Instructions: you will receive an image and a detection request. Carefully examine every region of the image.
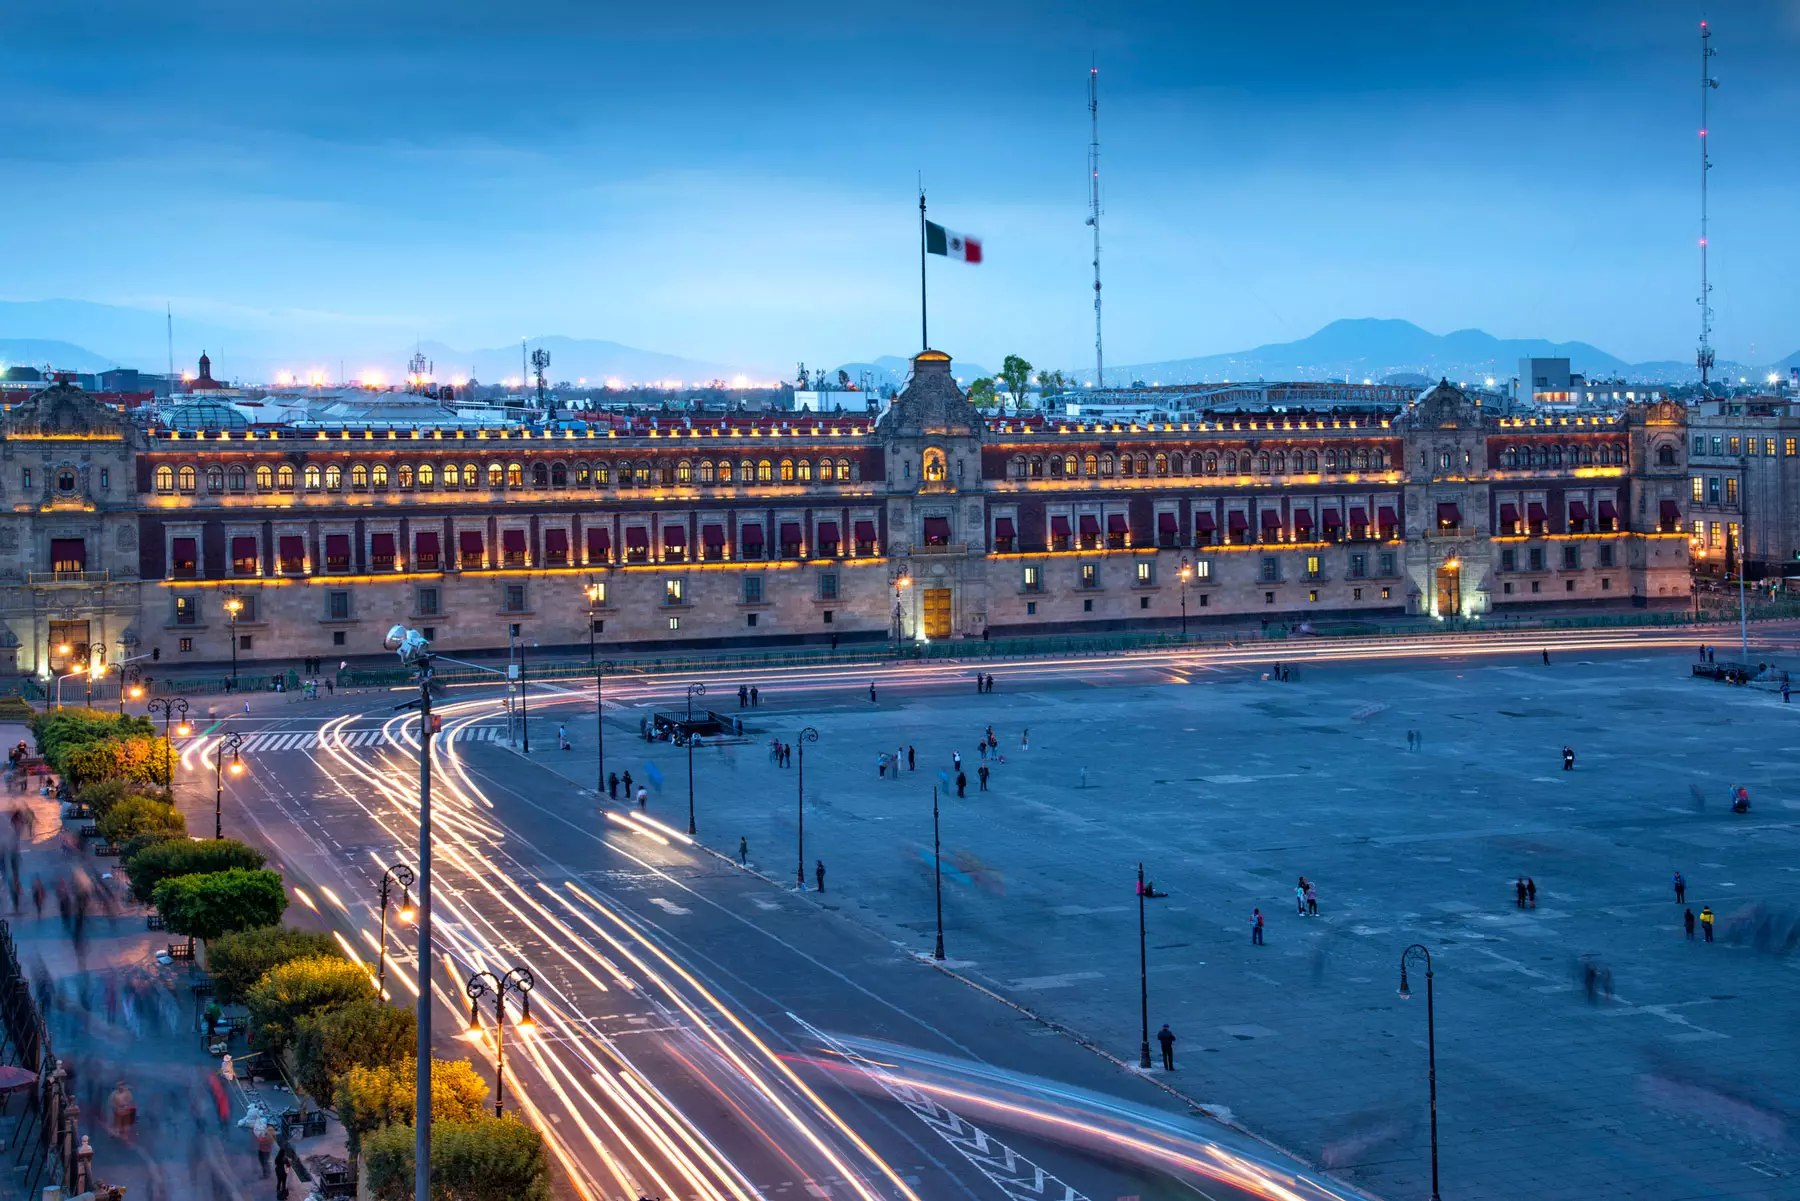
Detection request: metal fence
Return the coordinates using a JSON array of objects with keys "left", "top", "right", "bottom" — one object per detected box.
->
[{"left": 0, "top": 919, "right": 94, "bottom": 1198}]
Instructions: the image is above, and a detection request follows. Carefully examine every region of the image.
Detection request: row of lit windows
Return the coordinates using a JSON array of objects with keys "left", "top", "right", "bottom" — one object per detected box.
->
[
  {"left": 1496, "top": 444, "right": 1627, "bottom": 469},
  {"left": 1007, "top": 448, "right": 1391, "bottom": 479},
  {"left": 151, "top": 457, "right": 862, "bottom": 495},
  {"left": 1693, "top": 476, "right": 1739, "bottom": 505},
  {"left": 1694, "top": 435, "right": 1798, "bottom": 458}
]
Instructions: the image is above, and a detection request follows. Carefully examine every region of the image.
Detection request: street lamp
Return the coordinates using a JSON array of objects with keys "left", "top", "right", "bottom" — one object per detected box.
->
[
  {"left": 147, "top": 697, "right": 189, "bottom": 795},
  {"left": 213, "top": 730, "right": 245, "bottom": 840},
  {"left": 54, "top": 667, "right": 86, "bottom": 711},
  {"left": 585, "top": 581, "right": 602, "bottom": 665},
  {"left": 223, "top": 594, "right": 244, "bottom": 692},
  {"left": 931, "top": 785, "right": 945, "bottom": 960},
  {"left": 375, "top": 862, "right": 416, "bottom": 999},
  {"left": 797, "top": 727, "right": 818, "bottom": 889},
  {"left": 1135, "top": 862, "right": 1165, "bottom": 1069},
  {"left": 1178, "top": 558, "right": 1191, "bottom": 638},
  {"left": 1398, "top": 943, "right": 1442, "bottom": 1201},
  {"left": 385, "top": 622, "right": 436, "bottom": 1201},
  {"left": 890, "top": 569, "right": 911, "bottom": 653},
  {"left": 464, "top": 967, "right": 535, "bottom": 1116},
  {"left": 595, "top": 658, "right": 616, "bottom": 797},
  {"left": 685, "top": 682, "right": 706, "bottom": 835}
]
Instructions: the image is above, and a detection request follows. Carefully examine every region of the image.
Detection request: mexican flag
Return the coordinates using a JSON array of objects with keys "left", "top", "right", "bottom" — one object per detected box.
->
[{"left": 925, "top": 221, "right": 982, "bottom": 263}]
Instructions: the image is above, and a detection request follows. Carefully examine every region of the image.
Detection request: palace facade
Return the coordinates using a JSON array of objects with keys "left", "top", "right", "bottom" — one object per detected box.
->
[{"left": 1, "top": 351, "right": 1694, "bottom": 679}]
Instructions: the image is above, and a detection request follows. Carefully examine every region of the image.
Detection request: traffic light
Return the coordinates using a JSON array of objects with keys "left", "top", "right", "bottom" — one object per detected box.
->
[{"left": 151, "top": 647, "right": 160, "bottom": 661}]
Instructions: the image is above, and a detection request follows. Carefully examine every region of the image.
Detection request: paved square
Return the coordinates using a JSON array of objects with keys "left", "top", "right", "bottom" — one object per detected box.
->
[{"left": 571, "top": 645, "right": 1800, "bottom": 1200}]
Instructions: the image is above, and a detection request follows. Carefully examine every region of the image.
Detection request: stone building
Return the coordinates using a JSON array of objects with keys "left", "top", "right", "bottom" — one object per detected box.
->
[
  {"left": 0, "top": 352, "right": 1693, "bottom": 678},
  {"left": 1684, "top": 396, "right": 1800, "bottom": 579}
]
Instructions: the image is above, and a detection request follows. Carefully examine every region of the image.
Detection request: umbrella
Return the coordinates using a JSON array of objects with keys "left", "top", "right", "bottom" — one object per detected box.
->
[{"left": 0, "top": 1064, "right": 38, "bottom": 1092}]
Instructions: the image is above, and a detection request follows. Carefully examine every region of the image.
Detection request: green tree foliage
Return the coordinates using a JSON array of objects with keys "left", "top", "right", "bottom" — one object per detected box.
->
[
  {"left": 63, "top": 734, "right": 171, "bottom": 789},
  {"left": 97, "top": 795, "right": 184, "bottom": 845},
  {"left": 1000, "top": 354, "right": 1034, "bottom": 408},
  {"left": 966, "top": 377, "right": 999, "bottom": 409},
  {"left": 73, "top": 779, "right": 130, "bottom": 817},
  {"left": 30, "top": 711, "right": 155, "bottom": 773},
  {"left": 293, "top": 1000, "right": 416, "bottom": 1103},
  {"left": 153, "top": 868, "right": 288, "bottom": 946},
  {"left": 124, "top": 838, "right": 265, "bottom": 906},
  {"left": 1038, "top": 368, "right": 1070, "bottom": 399},
  {"left": 209, "top": 926, "right": 342, "bottom": 1005},
  {"left": 362, "top": 1114, "right": 551, "bottom": 1201},
  {"left": 118, "top": 832, "right": 183, "bottom": 869},
  {"left": 245, "top": 953, "right": 374, "bottom": 1058},
  {"left": 335, "top": 1056, "right": 489, "bottom": 1154}
]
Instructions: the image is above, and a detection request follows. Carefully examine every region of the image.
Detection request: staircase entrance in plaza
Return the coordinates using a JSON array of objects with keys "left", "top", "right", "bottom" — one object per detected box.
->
[{"left": 923, "top": 588, "right": 952, "bottom": 639}]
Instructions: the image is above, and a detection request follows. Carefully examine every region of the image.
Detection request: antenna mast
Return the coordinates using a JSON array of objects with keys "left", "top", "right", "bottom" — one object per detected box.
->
[
  {"left": 1087, "top": 63, "right": 1103, "bottom": 390},
  {"left": 1697, "top": 20, "right": 1718, "bottom": 387}
]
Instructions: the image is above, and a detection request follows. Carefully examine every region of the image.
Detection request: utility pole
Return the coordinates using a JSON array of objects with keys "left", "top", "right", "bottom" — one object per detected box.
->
[
  {"left": 1697, "top": 20, "right": 1718, "bottom": 388},
  {"left": 1087, "top": 62, "right": 1104, "bottom": 390}
]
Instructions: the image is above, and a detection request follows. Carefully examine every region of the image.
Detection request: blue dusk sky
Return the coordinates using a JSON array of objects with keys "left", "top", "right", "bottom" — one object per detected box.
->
[{"left": 2, "top": 0, "right": 1797, "bottom": 374}]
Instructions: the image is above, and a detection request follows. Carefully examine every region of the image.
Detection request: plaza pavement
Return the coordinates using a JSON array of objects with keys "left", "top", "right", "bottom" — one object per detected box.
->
[{"left": 529, "top": 646, "right": 1800, "bottom": 1201}]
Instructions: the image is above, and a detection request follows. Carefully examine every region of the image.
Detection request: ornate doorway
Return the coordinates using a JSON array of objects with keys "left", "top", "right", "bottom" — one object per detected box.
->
[
  {"left": 1435, "top": 564, "right": 1462, "bottom": 618},
  {"left": 922, "top": 589, "right": 952, "bottom": 639}
]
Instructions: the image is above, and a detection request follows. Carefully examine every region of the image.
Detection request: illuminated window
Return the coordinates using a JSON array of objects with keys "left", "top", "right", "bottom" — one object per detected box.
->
[
  {"left": 488, "top": 462, "right": 504, "bottom": 488},
  {"left": 665, "top": 578, "right": 684, "bottom": 605},
  {"left": 1692, "top": 476, "right": 1704, "bottom": 501},
  {"left": 780, "top": 459, "right": 795, "bottom": 482},
  {"left": 276, "top": 464, "right": 294, "bottom": 489},
  {"left": 757, "top": 460, "right": 773, "bottom": 483},
  {"left": 1204, "top": 452, "right": 1218, "bottom": 474},
  {"left": 1154, "top": 454, "right": 1168, "bottom": 475},
  {"left": 206, "top": 465, "right": 224, "bottom": 491},
  {"left": 714, "top": 460, "right": 730, "bottom": 483},
  {"left": 1118, "top": 456, "right": 1132, "bottom": 478},
  {"left": 414, "top": 462, "right": 433, "bottom": 488},
  {"left": 1100, "top": 454, "right": 1114, "bottom": 476},
  {"left": 668, "top": 616, "right": 680, "bottom": 631},
  {"left": 178, "top": 465, "right": 197, "bottom": 493},
  {"left": 1787, "top": 439, "right": 1797, "bottom": 457},
  {"left": 1193, "top": 559, "right": 1211, "bottom": 581},
  {"left": 837, "top": 458, "right": 852, "bottom": 481},
  {"left": 372, "top": 463, "right": 389, "bottom": 489},
  {"left": 740, "top": 459, "right": 756, "bottom": 482},
  {"left": 1729, "top": 437, "right": 1741, "bottom": 455},
  {"left": 174, "top": 596, "right": 196, "bottom": 625},
  {"left": 226, "top": 465, "right": 245, "bottom": 492},
  {"left": 324, "top": 464, "right": 342, "bottom": 490},
  {"left": 1063, "top": 455, "right": 1077, "bottom": 477},
  {"left": 397, "top": 464, "right": 414, "bottom": 489},
  {"left": 795, "top": 459, "right": 811, "bottom": 482},
  {"left": 1305, "top": 555, "right": 1321, "bottom": 579},
  {"left": 1084, "top": 454, "right": 1098, "bottom": 475},
  {"left": 255, "top": 464, "right": 273, "bottom": 490},
  {"left": 155, "top": 465, "right": 174, "bottom": 492},
  {"left": 1136, "top": 561, "right": 1153, "bottom": 585},
  {"left": 1080, "top": 563, "right": 1098, "bottom": 589},
  {"left": 462, "top": 462, "right": 477, "bottom": 488},
  {"left": 678, "top": 460, "right": 694, "bottom": 484},
  {"left": 507, "top": 462, "right": 523, "bottom": 488},
  {"left": 1726, "top": 477, "right": 1738, "bottom": 504},
  {"left": 699, "top": 460, "right": 715, "bottom": 484},
  {"left": 570, "top": 463, "right": 586, "bottom": 487},
  {"left": 350, "top": 463, "right": 368, "bottom": 489},
  {"left": 1767, "top": 438, "right": 1777, "bottom": 456},
  {"left": 1022, "top": 565, "right": 1041, "bottom": 592},
  {"left": 303, "top": 465, "right": 322, "bottom": 490}
]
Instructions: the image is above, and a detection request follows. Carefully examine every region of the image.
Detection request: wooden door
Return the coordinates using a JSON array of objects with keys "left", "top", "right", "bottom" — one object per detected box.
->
[{"left": 923, "top": 588, "right": 952, "bottom": 639}]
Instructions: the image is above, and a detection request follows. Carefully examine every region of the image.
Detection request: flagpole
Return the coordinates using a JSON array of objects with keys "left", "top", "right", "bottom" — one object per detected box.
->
[{"left": 919, "top": 190, "right": 928, "bottom": 350}]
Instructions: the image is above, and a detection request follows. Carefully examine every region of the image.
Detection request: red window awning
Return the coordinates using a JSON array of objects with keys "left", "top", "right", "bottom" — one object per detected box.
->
[
  {"left": 370, "top": 532, "right": 396, "bottom": 557},
  {"left": 502, "top": 529, "right": 527, "bottom": 552},
  {"left": 922, "top": 516, "right": 951, "bottom": 542},
  {"left": 1660, "top": 499, "right": 1681, "bottom": 521},
  {"left": 1050, "top": 515, "right": 1072, "bottom": 537},
  {"left": 1377, "top": 506, "right": 1398, "bottom": 528},
  {"left": 1527, "top": 502, "right": 1547, "bottom": 522},
  {"left": 701, "top": 523, "right": 725, "bottom": 546},
  {"left": 415, "top": 530, "right": 440, "bottom": 556},
  {"left": 1349, "top": 506, "right": 1369, "bottom": 527},
  {"left": 279, "top": 535, "right": 305, "bottom": 565},
  {"left": 1437, "top": 502, "right": 1461, "bottom": 526},
  {"left": 1195, "top": 511, "right": 1218, "bottom": 532},
  {"left": 1597, "top": 499, "right": 1618, "bottom": 521},
  {"left": 780, "top": 521, "right": 804, "bottom": 545},
  {"left": 1500, "top": 503, "right": 1520, "bottom": 527},
  {"left": 625, "top": 526, "right": 649, "bottom": 548},
  {"left": 1107, "top": 514, "right": 1129, "bottom": 534},
  {"left": 229, "top": 536, "right": 256, "bottom": 565},
  {"left": 1157, "top": 512, "right": 1178, "bottom": 533},
  {"left": 742, "top": 522, "right": 764, "bottom": 546},
  {"left": 1261, "top": 509, "right": 1284, "bottom": 530},
  {"left": 172, "top": 537, "right": 197, "bottom": 564},
  {"left": 1321, "top": 508, "right": 1342, "bottom": 528},
  {"left": 586, "top": 527, "right": 611, "bottom": 556},
  {"left": 459, "top": 531, "right": 484, "bottom": 555},
  {"left": 544, "top": 528, "right": 568, "bottom": 554},
  {"left": 1568, "top": 501, "right": 1590, "bottom": 521},
  {"left": 665, "top": 525, "right": 687, "bottom": 547},
  {"left": 1293, "top": 509, "right": 1314, "bottom": 531},
  {"left": 854, "top": 520, "right": 877, "bottom": 543},
  {"left": 817, "top": 521, "right": 840, "bottom": 543},
  {"left": 1227, "top": 511, "right": 1249, "bottom": 531},
  {"left": 1078, "top": 514, "right": 1100, "bottom": 535},
  {"left": 993, "top": 517, "right": 1017, "bottom": 538},
  {"left": 51, "top": 538, "right": 87, "bottom": 568},
  {"left": 325, "top": 534, "right": 351, "bottom": 559}
]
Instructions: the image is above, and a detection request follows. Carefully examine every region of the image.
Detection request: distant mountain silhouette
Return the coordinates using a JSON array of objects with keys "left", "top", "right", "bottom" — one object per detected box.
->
[
  {"left": 0, "top": 338, "right": 121, "bottom": 374},
  {"left": 832, "top": 355, "right": 993, "bottom": 392},
  {"left": 411, "top": 337, "right": 731, "bottom": 388}
]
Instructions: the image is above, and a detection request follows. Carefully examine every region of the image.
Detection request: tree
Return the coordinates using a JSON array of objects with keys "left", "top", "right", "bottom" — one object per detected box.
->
[
  {"left": 363, "top": 1114, "right": 551, "bottom": 1201},
  {"left": 64, "top": 734, "right": 170, "bottom": 789},
  {"left": 293, "top": 999, "right": 416, "bottom": 1104},
  {"left": 1039, "top": 369, "right": 1070, "bottom": 399},
  {"left": 126, "top": 838, "right": 266, "bottom": 906},
  {"left": 74, "top": 779, "right": 131, "bottom": 817},
  {"left": 209, "top": 925, "right": 343, "bottom": 1005},
  {"left": 97, "top": 794, "right": 184, "bottom": 845},
  {"left": 335, "top": 1056, "right": 489, "bottom": 1154},
  {"left": 966, "top": 377, "right": 999, "bottom": 410},
  {"left": 245, "top": 954, "right": 375, "bottom": 1058},
  {"left": 153, "top": 868, "right": 288, "bottom": 946},
  {"left": 1000, "top": 354, "right": 1034, "bottom": 408}
]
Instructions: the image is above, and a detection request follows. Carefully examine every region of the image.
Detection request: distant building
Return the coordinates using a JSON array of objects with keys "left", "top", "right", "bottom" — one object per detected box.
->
[
  {"left": 1519, "top": 358, "right": 1581, "bottom": 403},
  {"left": 176, "top": 352, "right": 236, "bottom": 397},
  {"left": 1685, "top": 395, "right": 1800, "bottom": 579}
]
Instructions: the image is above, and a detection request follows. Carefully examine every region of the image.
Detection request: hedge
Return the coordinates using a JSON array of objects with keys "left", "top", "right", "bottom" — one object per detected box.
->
[
  {"left": 293, "top": 999, "right": 416, "bottom": 1105},
  {"left": 245, "top": 954, "right": 375, "bottom": 1057},
  {"left": 362, "top": 1114, "right": 551, "bottom": 1201},
  {"left": 153, "top": 867, "right": 287, "bottom": 945},
  {"left": 334, "top": 1055, "right": 489, "bottom": 1154},
  {"left": 125, "top": 838, "right": 265, "bottom": 906},
  {"left": 207, "top": 925, "right": 343, "bottom": 1006}
]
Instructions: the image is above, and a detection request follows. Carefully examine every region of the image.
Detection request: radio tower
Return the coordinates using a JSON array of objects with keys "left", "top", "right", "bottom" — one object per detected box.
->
[
  {"left": 1696, "top": 20, "right": 1718, "bottom": 387},
  {"left": 1087, "top": 63, "right": 1104, "bottom": 390}
]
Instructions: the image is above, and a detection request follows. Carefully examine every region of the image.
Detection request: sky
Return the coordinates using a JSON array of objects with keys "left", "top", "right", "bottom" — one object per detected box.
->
[{"left": 2, "top": 0, "right": 1798, "bottom": 376}]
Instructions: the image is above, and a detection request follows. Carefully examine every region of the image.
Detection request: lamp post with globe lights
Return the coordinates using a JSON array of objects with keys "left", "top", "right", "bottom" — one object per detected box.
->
[
  {"left": 375, "top": 862, "right": 415, "bottom": 999},
  {"left": 464, "top": 967, "right": 535, "bottom": 1117},
  {"left": 213, "top": 730, "right": 245, "bottom": 840},
  {"left": 1398, "top": 943, "right": 1442, "bottom": 1201},
  {"left": 147, "top": 697, "right": 190, "bottom": 797}
]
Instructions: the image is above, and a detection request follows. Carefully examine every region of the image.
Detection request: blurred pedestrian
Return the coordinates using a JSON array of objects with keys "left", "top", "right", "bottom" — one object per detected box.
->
[
  {"left": 738, "top": 837, "right": 748, "bottom": 865},
  {"left": 868, "top": 682, "right": 877, "bottom": 703},
  {"left": 1157, "top": 1023, "right": 1176, "bottom": 1070},
  {"left": 815, "top": 860, "right": 825, "bottom": 893},
  {"left": 955, "top": 771, "right": 966, "bottom": 798},
  {"left": 1684, "top": 908, "right": 1696, "bottom": 940},
  {"left": 558, "top": 724, "right": 570, "bottom": 751},
  {"left": 978, "top": 764, "right": 989, "bottom": 792},
  {"left": 1543, "top": 648, "right": 1550, "bottom": 665},
  {"left": 1516, "top": 877, "right": 1528, "bottom": 908},
  {"left": 1251, "top": 908, "right": 1264, "bottom": 945},
  {"left": 907, "top": 746, "right": 915, "bottom": 771},
  {"left": 1296, "top": 878, "right": 1308, "bottom": 916},
  {"left": 109, "top": 1080, "right": 136, "bottom": 1139},
  {"left": 608, "top": 772, "right": 619, "bottom": 800},
  {"left": 1673, "top": 871, "right": 1686, "bottom": 904},
  {"left": 636, "top": 786, "right": 647, "bottom": 809},
  {"left": 1526, "top": 878, "right": 1536, "bottom": 907},
  {"left": 1562, "top": 745, "right": 1575, "bottom": 771},
  {"left": 254, "top": 1124, "right": 274, "bottom": 1177}
]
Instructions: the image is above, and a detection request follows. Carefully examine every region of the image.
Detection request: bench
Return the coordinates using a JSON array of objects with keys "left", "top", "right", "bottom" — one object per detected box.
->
[
  {"left": 78, "top": 823, "right": 99, "bottom": 839},
  {"left": 167, "top": 941, "right": 194, "bottom": 962},
  {"left": 146, "top": 912, "right": 166, "bottom": 930},
  {"left": 93, "top": 841, "right": 120, "bottom": 857}
]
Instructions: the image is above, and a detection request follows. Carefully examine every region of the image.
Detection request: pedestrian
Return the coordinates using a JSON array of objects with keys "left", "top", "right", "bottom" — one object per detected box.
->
[
  {"left": 243, "top": 699, "right": 250, "bottom": 715},
  {"left": 1305, "top": 881, "right": 1318, "bottom": 916},
  {"left": 955, "top": 771, "right": 966, "bottom": 798},
  {"left": 31, "top": 875, "right": 43, "bottom": 921},
  {"left": 324, "top": 679, "right": 333, "bottom": 696},
  {"left": 1156, "top": 1023, "right": 1176, "bottom": 1070},
  {"left": 907, "top": 746, "right": 915, "bottom": 771},
  {"left": 558, "top": 724, "right": 570, "bottom": 751},
  {"left": 273, "top": 1148, "right": 293, "bottom": 1201},
  {"left": 831, "top": 634, "right": 839, "bottom": 652},
  {"left": 1684, "top": 907, "right": 1696, "bottom": 940},
  {"left": 1526, "top": 878, "right": 1536, "bottom": 908},
  {"left": 738, "top": 837, "right": 748, "bottom": 866},
  {"left": 1296, "top": 879, "right": 1307, "bottom": 916},
  {"left": 621, "top": 770, "right": 632, "bottom": 797},
  {"left": 815, "top": 859, "right": 826, "bottom": 893},
  {"left": 869, "top": 682, "right": 877, "bottom": 703},
  {"left": 109, "top": 1080, "right": 136, "bottom": 1139},
  {"left": 608, "top": 772, "right": 619, "bottom": 800},
  {"left": 1251, "top": 908, "right": 1264, "bottom": 945},
  {"left": 1406, "top": 729, "right": 1415, "bottom": 751},
  {"left": 1415, "top": 729, "right": 1423, "bottom": 750},
  {"left": 254, "top": 1124, "right": 274, "bottom": 1178},
  {"left": 1079, "top": 766, "right": 1088, "bottom": 789},
  {"left": 978, "top": 764, "right": 989, "bottom": 791},
  {"left": 636, "top": 786, "right": 647, "bottom": 809},
  {"left": 974, "top": 674, "right": 982, "bottom": 694},
  {"left": 1700, "top": 905, "right": 1714, "bottom": 942},
  {"left": 1516, "top": 877, "right": 1527, "bottom": 908},
  {"left": 878, "top": 754, "right": 887, "bottom": 779},
  {"left": 1021, "top": 727, "right": 1029, "bottom": 751},
  {"left": 952, "top": 751, "right": 962, "bottom": 773},
  {"left": 1542, "top": 648, "right": 1550, "bottom": 665},
  {"left": 738, "top": 685, "right": 748, "bottom": 708},
  {"left": 1673, "top": 871, "right": 1686, "bottom": 904},
  {"left": 1784, "top": 682, "right": 1792, "bottom": 704},
  {"left": 1562, "top": 745, "right": 1575, "bottom": 771},
  {"left": 750, "top": 686, "right": 759, "bottom": 707}
]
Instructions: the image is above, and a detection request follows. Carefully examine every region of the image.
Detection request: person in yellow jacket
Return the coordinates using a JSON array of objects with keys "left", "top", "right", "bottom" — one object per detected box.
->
[{"left": 1699, "top": 905, "right": 1715, "bottom": 943}]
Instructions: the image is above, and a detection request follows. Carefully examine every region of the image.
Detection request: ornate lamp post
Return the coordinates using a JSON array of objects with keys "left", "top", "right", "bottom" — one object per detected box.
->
[
  {"left": 1398, "top": 943, "right": 1442, "bottom": 1201},
  {"left": 595, "top": 658, "right": 616, "bottom": 797},
  {"left": 685, "top": 682, "right": 706, "bottom": 835},
  {"left": 465, "top": 967, "right": 535, "bottom": 1116},
  {"left": 1137, "top": 862, "right": 1152, "bottom": 1069},
  {"left": 147, "top": 697, "right": 190, "bottom": 798},
  {"left": 375, "top": 863, "right": 415, "bottom": 999},
  {"left": 796, "top": 728, "right": 818, "bottom": 888},
  {"left": 1179, "top": 558, "right": 1191, "bottom": 638},
  {"left": 585, "top": 581, "right": 602, "bottom": 665},
  {"left": 222, "top": 593, "right": 244, "bottom": 691},
  {"left": 212, "top": 730, "right": 244, "bottom": 839}
]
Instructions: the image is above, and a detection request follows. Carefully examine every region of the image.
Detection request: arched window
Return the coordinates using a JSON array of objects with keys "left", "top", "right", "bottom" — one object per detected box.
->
[
  {"left": 1048, "top": 456, "right": 1063, "bottom": 478},
  {"left": 438, "top": 463, "right": 455, "bottom": 488},
  {"left": 1100, "top": 453, "right": 1115, "bottom": 476},
  {"left": 639, "top": 461, "right": 656, "bottom": 486},
  {"left": 228, "top": 465, "right": 247, "bottom": 492},
  {"left": 1306, "top": 451, "right": 1319, "bottom": 473},
  {"left": 572, "top": 462, "right": 588, "bottom": 487},
  {"left": 1548, "top": 447, "right": 1563, "bottom": 468},
  {"left": 757, "top": 459, "right": 774, "bottom": 483},
  {"left": 1223, "top": 452, "right": 1237, "bottom": 473},
  {"left": 205, "top": 465, "right": 225, "bottom": 492},
  {"left": 1024, "top": 456, "right": 1039, "bottom": 478},
  {"left": 1500, "top": 447, "right": 1515, "bottom": 469},
  {"left": 255, "top": 464, "right": 274, "bottom": 490},
  {"left": 324, "top": 464, "right": 343, "bottom": 490},
  {"left": 1656, "top": 443, "right": 1676, "bottom": 466},
  {"left": 779, "top": 459, "right": 795, "bottom": 482},
  {"left": 155, "top": 465, "right": 174, "bottom": 492},
  {"left": 1083, "top": 453, "right": 1098, "bottom": 476},
  {"left": 1324, "top": 450, "right": 1337, "bottom": 472},
  {"left": 1272, "top": 452, "right": 1285, "bottom": 473},
  {"left": 1532, "top": 446, "right": 1547, "bottom": 468},
  {"left": 397, "top": 464, "right": 414, "bottom": 489},
  {"left": 1169, "top": 454, "right": 1183, "bottom": 475},
  {"left": 740, "top": 459, "right": 755, "bottom": 483},
  {"left": 372, "top": 463, "right": 389, "bottom": 489},
  {"left": 507, "top": 462, "right": 524, "bottom": 488},
  {"left": 303, "top": 464, "right": 322, "bottom": 490},
  {"left": 1372, "top": 449, "right": 1386, "bottom": 470},
  {"left": 1064, "top": 455, "right": 1078, "bottom": 477},
  {"left": 276, "top": 464, "right": 295, "bottom": 489},
  {"left": 529, "top": 462, "right": 547, "bottom": 488},
  {"left": 1204, "top": 451, "right": 1218, "bottom": 474},
  {"left": 178, "top": 465, "right": 197, "bottom": 492},
  {"left": 463, "top": 462, "right": 478, "bottom": 488},
  {"left": 1256, "top": 454, "right": 1270, "bottom": 475},
  {"left": 1137, "top": 454, "right": 1151, "bottom": 475},
  {"left": 595, "top": 461, "right": 611, "bottom": 485},
  {"left": 839, "top": 459, "right": 853, "bottom": 481},
  {"left": 1010, "top": 456, "right": 1026, "bottom": 479},
  {"left": 714, "top": 460, "right": 730, "bottom": 483},
  {"left": 417, "top": 462, "right": 434, "bottom": 487},
  {"left": 551, "top": 461, "right": 568, "bottom": 487},
  {"left": 1579, "top": 446, "right": 1592, "bottom": 465},
  {"left": 488, "top": 462, "right": 505, "bottom": 488},
  {"left": 795, "top": 459, "right": 811, "bottom": 482},
  {"left": 350, "top": 463, "right": 368, "bottom": 489},
  {"left": 1119, "top": 455, "right": 1134, "bottom": 477},
  {"left": 1154, "top": 453, "right": 1169, "bottom": 475},
  {"left": 699, "top": 460, "right": 715, "bottom": 484}
]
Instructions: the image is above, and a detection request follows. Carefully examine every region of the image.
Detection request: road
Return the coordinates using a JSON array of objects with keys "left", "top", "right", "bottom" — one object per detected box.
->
[{"left": 184, "top": 625, "right": 1777, "bottom": 1201}]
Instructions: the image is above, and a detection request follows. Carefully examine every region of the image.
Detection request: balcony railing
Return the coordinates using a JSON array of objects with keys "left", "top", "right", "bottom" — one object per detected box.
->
[
  {"left": 1428, "top": 526, "right": 1478, "bottom": 539},
  {"left": 28, "top": 570, "right": 109, "bottom": 586},
  {"left": 911, "top": 542, "right": 969, "bottom": 556}
]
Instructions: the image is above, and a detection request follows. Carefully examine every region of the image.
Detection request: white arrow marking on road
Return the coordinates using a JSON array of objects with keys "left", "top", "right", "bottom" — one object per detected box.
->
[{"left": 647, "top": 897, "right": 692, "bottom": 916}]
